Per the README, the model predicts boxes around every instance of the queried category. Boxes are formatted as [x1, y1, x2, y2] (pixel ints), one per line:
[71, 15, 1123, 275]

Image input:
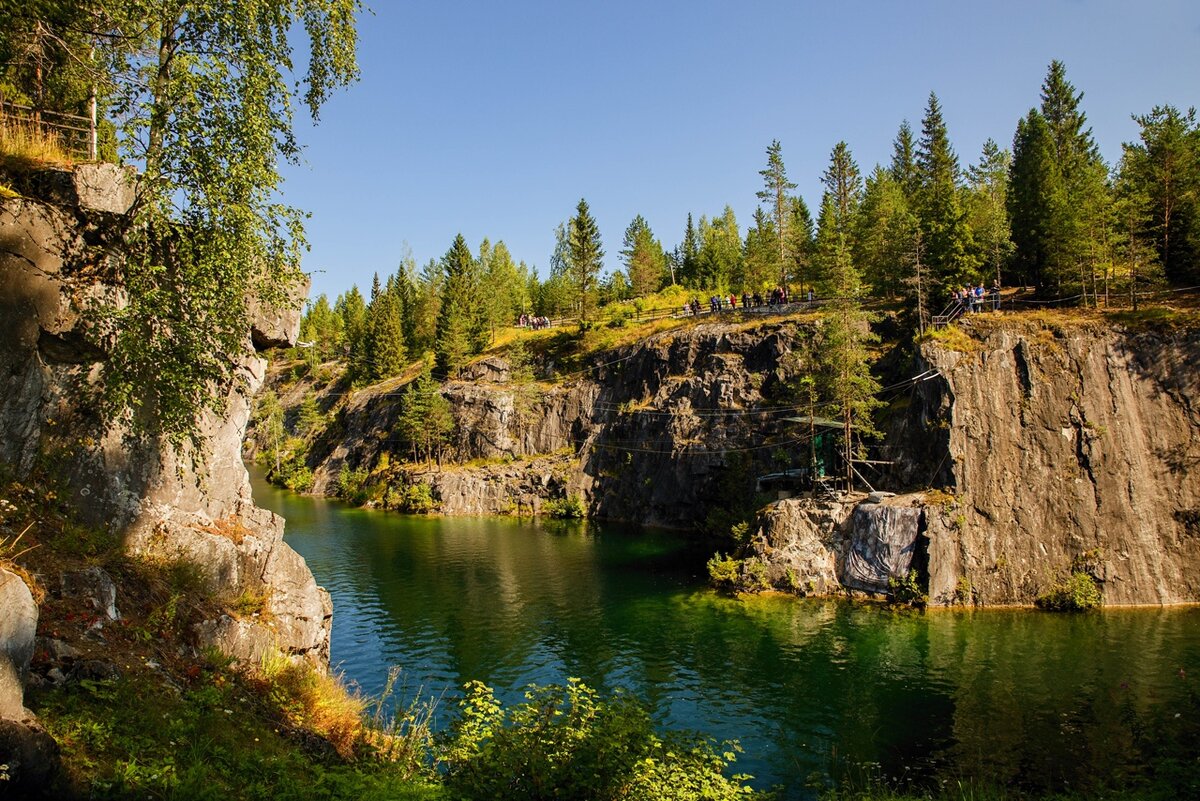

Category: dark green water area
[252, 473, 1200, 799]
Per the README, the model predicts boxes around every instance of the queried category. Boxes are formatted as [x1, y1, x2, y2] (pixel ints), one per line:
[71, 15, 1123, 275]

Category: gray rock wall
[911, 319, 1200, 605]
[0, 165, 328, 663]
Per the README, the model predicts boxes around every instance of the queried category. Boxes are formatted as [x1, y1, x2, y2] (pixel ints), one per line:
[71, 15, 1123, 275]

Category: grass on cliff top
[0, 111, 76, 171]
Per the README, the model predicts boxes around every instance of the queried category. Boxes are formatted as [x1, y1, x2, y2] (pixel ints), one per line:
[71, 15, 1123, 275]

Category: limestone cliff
[0, 164, 330, 664]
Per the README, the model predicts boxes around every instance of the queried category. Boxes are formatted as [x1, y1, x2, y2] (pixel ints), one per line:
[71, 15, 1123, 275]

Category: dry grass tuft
[254, 649, 370, 759]
[0, 111, 75, 168]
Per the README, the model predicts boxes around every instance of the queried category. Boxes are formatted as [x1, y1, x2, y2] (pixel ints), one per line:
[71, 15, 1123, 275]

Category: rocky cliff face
[902, 316, 1200, 605]
[0, 164, 329, 664]
[741, 314, 1200, 606]
[291, 321, 811, 528]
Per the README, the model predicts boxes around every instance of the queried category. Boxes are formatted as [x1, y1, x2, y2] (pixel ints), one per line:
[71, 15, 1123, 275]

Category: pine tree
[915, 92, 975, 289]
[435, 234, 477, 377]
[568, 199, 605, 321]
[757, 139, 798, 288]
[965, 139, 1014, 287]
[1120, 105, 1200, 286]
[367, 290, 406, 381]
[813, 147, 879, 488]
[621, 215, 666, 296]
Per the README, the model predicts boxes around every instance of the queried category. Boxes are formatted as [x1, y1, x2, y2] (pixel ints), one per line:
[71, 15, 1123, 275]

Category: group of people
[685, 286, 802, 316]
[518, 313, 552, 330]
[953, 281, 1002, 313]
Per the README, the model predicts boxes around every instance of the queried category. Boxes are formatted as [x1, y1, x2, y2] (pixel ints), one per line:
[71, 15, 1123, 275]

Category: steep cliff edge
[262, 307, 1200, 607]
[261, 319, 813, 529]
[901, 315, 1200, 605]
[0, 164, 330, 665]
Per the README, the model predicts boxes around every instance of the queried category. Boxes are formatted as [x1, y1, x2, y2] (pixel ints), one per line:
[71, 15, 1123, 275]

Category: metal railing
[0, 100, 97, 161]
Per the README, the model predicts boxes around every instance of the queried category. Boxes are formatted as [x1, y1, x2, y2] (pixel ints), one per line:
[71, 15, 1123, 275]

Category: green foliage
[621, 214, 668, 296]
[436, 234, 484, 377]
[437, 678, 761, 801]
[888, 569, 927, 607]
[337, 464, 372, 505]
[56, 0, 362, 450]
[1036, 570, 1103, 611]
[706, 553, 742, 590]
[568, 199, 606, 322]
[544, 495, 586, 519]
[396, 364, 456, 466]
[387, 482, 438, 515]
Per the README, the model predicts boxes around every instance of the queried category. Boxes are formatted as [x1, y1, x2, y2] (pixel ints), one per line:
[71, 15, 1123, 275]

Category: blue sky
[281, 0, 1200, 301]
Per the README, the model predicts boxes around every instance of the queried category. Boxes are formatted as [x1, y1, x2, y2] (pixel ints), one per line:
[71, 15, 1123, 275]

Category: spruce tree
[568, 199, 605, 322]
[814, 142, 861, 295]
[916, 92, 975, 289]
[435, 234, 477, 377]
[757, 139, 798, 287]
[890, 120, 920, 201]
[1009, 61, 1111, 297]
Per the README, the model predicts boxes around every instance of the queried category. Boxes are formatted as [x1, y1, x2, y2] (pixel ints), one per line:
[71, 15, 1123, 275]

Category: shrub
[437, 679, 762, 801]
[888, 569, 927, 607]
[706, 553, 741, 590]
[1036, 571, 1102, 611]
[336, 464, 371, 505]
[544, 495, 586, 519]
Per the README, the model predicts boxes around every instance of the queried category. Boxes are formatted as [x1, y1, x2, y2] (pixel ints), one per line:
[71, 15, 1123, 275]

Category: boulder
[0, 716, 61, 794]
[0, 569, 37, 719]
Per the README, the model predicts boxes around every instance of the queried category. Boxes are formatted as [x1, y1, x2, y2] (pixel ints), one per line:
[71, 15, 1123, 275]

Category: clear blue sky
[281, 0, 1200, 302]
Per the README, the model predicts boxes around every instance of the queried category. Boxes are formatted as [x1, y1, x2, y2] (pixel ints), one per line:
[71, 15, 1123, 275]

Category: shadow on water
[251, 468, 1200, 799]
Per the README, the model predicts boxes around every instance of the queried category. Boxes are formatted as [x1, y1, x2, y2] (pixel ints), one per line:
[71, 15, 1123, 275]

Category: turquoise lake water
[251, 472, 1200, 798]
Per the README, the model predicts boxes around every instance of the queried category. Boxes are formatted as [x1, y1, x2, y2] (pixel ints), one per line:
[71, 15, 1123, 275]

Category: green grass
[33, 667, 445, 801]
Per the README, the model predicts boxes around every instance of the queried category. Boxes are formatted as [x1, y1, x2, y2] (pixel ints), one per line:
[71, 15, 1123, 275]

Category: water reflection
[252, 471, 1200, 799]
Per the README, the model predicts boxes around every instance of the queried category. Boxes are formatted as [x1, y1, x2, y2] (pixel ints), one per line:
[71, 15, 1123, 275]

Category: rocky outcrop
[0, 569, 61, 792]
[899, 317, 1200, 605]
[742, 315, 1200, 606]
[0, 164, 329, 662]
[296, 321, 812, 528]
[0, 569, 37, 719]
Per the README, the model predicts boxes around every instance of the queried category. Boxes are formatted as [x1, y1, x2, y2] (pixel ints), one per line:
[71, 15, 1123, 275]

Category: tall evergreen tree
[787, 196, 816, 294]
[621, 215, 666, 296]
[675, 213, 701, 286]
[696, 206, 742, 290]
[757, 139, 798, 287]
[915, 92, 974, 289]
[855, 166, 916, 299]
[435, 234, 478, 377]
[742, 207, 778, 291]
[890, 120, 920, 201]
[1009, 61, 1112, 296]
[814, 142, 862, 295]
[965, 139, 1014, 286]
[1120, 105, 1200, 285]
[568, 199, 605, 321]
